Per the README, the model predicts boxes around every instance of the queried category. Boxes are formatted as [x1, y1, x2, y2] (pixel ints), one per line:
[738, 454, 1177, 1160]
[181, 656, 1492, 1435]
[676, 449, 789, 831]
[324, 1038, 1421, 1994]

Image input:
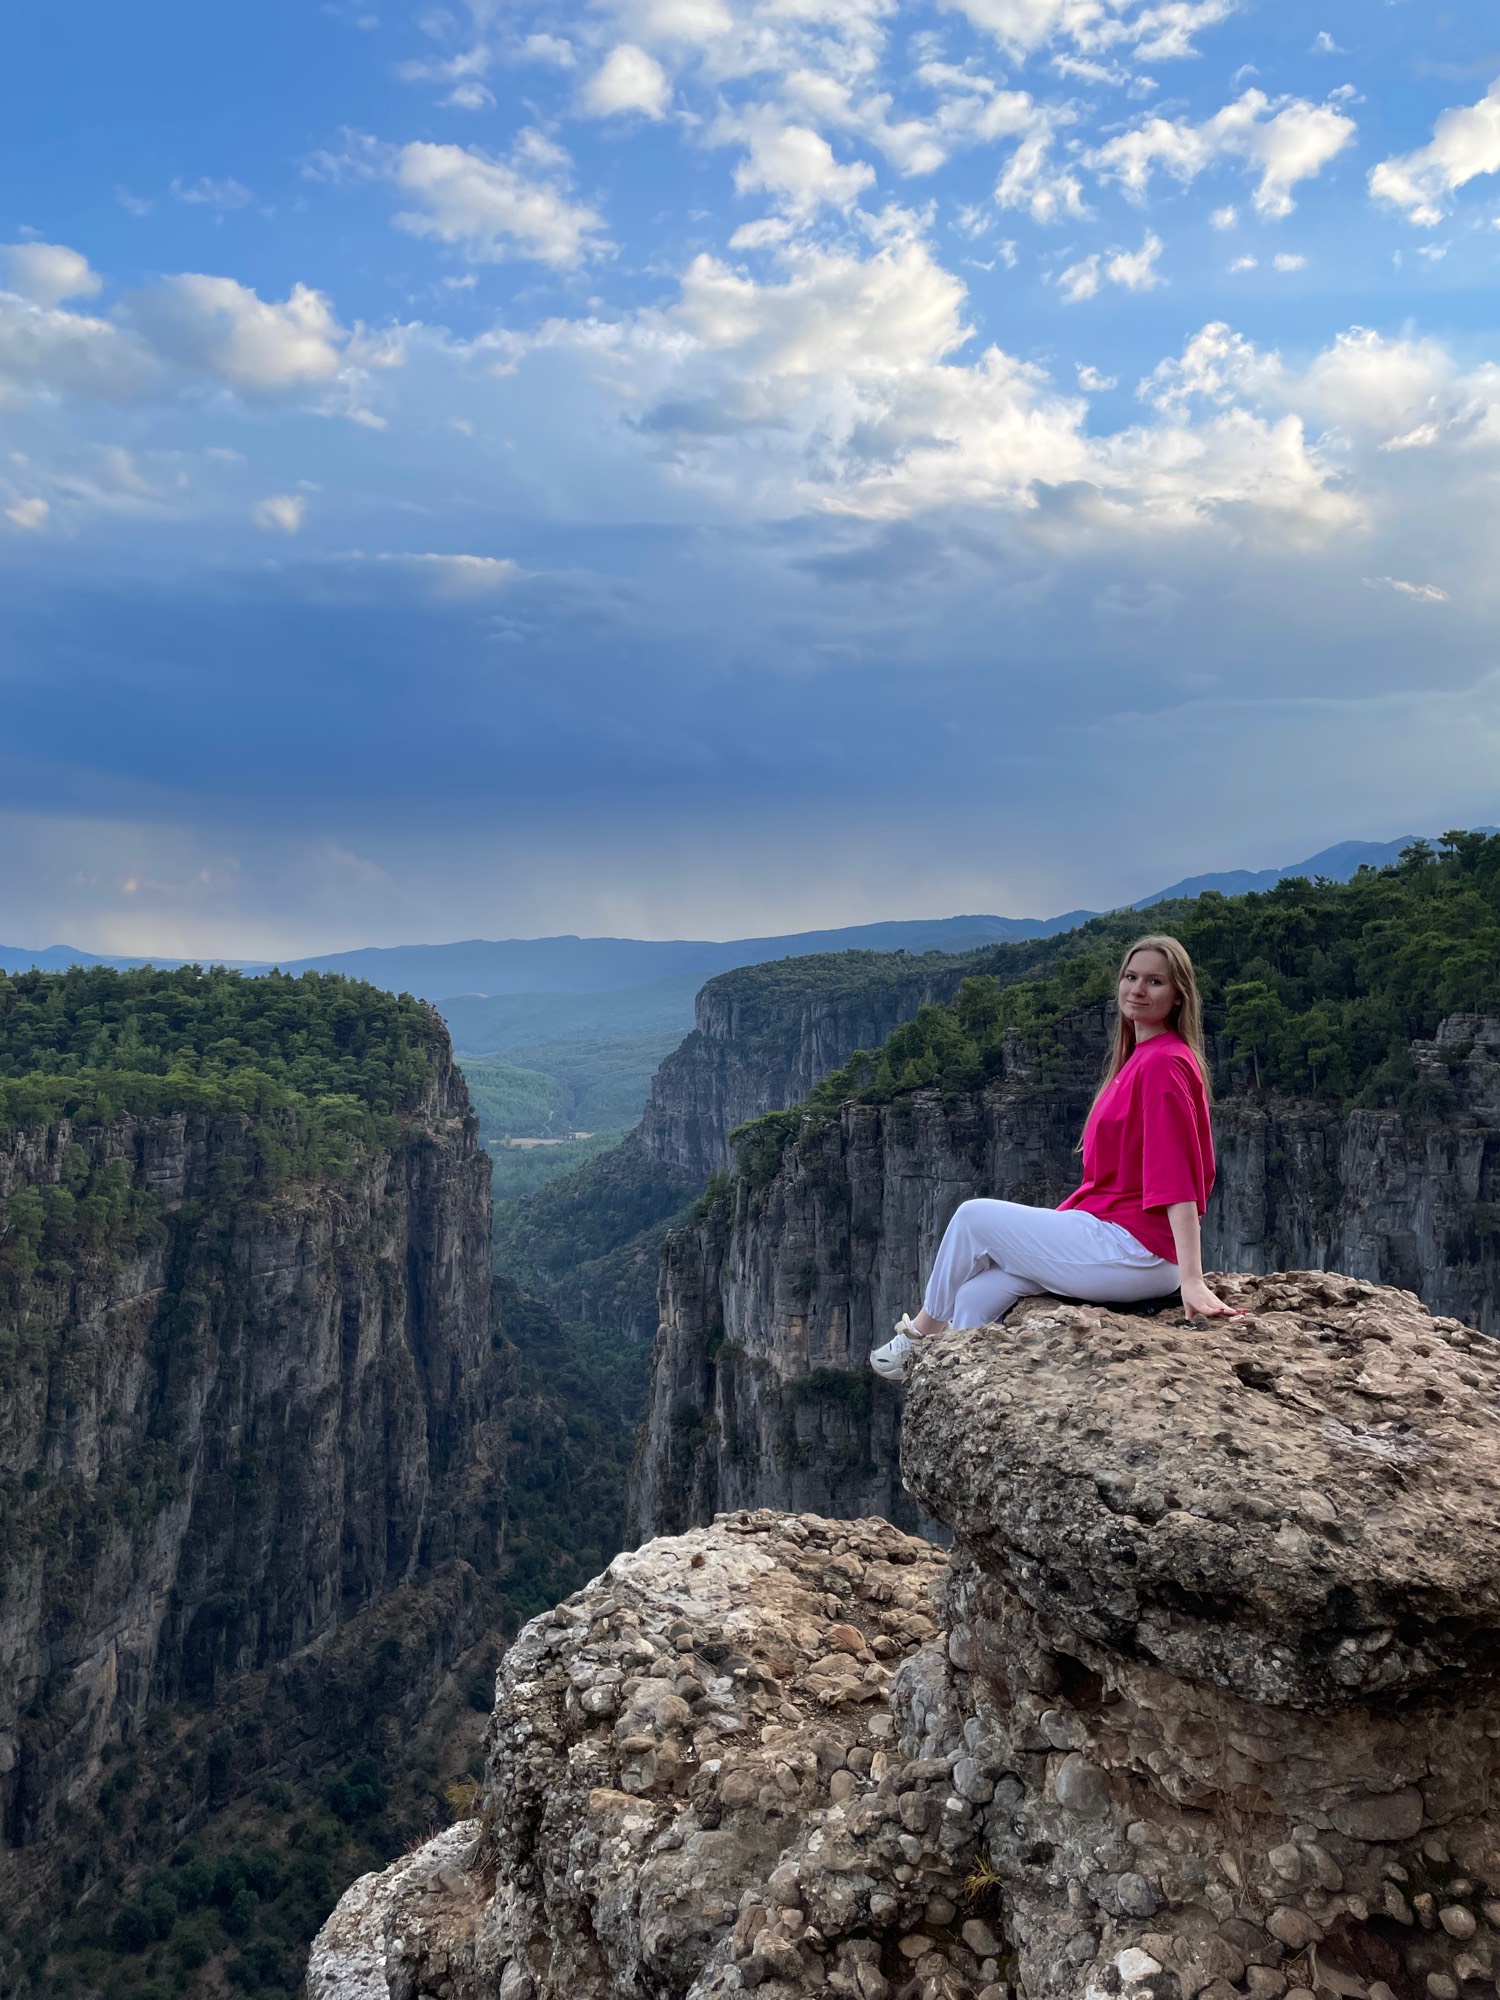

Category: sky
[2, 0, 1499, 955]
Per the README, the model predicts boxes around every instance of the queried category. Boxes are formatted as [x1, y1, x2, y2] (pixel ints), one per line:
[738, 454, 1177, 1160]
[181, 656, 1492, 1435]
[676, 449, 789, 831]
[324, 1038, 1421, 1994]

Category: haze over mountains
[0, 836, 1441, 1015]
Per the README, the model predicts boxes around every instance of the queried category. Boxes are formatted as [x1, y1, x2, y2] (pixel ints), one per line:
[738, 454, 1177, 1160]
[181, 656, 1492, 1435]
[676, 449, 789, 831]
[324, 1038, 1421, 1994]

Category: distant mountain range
[0, 835, 1472, 1028]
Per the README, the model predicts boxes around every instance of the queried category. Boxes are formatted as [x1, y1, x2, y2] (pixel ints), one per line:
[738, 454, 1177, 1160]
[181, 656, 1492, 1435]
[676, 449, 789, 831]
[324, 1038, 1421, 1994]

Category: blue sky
[2, 0, 1499, 954]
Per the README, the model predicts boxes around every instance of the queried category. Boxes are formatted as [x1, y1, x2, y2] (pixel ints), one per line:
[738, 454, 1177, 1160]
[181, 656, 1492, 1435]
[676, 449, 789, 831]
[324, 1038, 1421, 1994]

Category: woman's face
[1118, 948, 1178, 1032]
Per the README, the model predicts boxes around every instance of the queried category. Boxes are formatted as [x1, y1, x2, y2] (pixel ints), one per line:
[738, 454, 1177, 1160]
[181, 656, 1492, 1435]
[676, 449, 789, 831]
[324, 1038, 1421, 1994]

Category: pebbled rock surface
[315, 1275, 1500, 2000]
[901, 1270, 1500, 1711]
[896, 1271, 1500, 2000]
[308, 1509, 1023, 2000]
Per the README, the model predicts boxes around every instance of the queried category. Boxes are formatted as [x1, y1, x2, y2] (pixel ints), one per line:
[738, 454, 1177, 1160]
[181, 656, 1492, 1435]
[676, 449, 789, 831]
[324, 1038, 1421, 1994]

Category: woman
[870, 933, 1237, 1381]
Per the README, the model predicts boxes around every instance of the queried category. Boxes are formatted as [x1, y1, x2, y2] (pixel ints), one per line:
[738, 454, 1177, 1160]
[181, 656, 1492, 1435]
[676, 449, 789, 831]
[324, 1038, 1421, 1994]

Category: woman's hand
[1180, 1275, 1241, 1318]
[1165, 1205, 1244, 1318]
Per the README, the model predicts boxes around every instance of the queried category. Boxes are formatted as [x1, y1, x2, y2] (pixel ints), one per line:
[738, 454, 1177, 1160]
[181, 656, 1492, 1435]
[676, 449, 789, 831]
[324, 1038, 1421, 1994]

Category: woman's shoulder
[1141, 1032, 1206, 1084]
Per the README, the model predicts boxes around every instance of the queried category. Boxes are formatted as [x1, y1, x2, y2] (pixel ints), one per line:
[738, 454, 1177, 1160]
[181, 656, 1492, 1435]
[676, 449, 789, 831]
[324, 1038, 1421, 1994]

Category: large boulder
[902, 1270, 1500, 1710]
[899, 1271, 1500, 2000]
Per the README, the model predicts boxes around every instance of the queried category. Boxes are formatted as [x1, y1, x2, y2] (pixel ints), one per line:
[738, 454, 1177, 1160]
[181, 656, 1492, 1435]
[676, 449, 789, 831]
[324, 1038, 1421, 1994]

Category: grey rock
[1055, 1754, 1111, 1816]
[1329, 1790, 1425, 1842]
[1116, 1874, 1158, 1919]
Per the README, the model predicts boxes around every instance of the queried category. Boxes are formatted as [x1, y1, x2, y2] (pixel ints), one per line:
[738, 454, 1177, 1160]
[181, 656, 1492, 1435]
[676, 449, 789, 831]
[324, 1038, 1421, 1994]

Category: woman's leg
[922, 1199, 1174, 1327]
[950, 1264, 1029, 1330]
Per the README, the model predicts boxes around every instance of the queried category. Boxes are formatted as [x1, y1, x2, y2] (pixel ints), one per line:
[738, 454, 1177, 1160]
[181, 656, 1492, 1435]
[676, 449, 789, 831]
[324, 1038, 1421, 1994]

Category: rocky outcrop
[637, 954, 999, 1184]
[897, 1269, 1500, 2000]
[632, 1013, 1500, 1537]
[307, 1509, 956, 2000]
[0, 1041, 500, 1864]
[310, 1271, 1500, 2000]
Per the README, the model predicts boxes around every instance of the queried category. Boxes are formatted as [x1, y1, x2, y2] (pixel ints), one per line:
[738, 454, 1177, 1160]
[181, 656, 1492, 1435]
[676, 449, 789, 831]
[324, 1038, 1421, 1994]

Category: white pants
[923, 1198, 1178, 1330]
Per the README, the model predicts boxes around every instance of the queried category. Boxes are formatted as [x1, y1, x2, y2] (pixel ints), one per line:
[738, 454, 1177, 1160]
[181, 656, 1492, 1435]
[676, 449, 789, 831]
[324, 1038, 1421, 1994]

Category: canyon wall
[637, 952, 998, 1184]
[631, 1012, 1500, 1536]
[0, 1039, 502, 1867]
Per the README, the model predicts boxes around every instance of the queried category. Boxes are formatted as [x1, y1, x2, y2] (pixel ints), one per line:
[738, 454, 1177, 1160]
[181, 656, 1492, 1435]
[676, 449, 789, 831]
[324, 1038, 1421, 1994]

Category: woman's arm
[1166, 1202, 1241, 1318]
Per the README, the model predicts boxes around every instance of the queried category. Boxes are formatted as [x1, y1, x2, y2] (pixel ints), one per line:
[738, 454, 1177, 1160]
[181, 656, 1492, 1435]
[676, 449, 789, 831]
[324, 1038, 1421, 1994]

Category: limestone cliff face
[632, 1012, 1500, 1536]
[0, 1041, 501, 1856]
[308, 1272, 1500, 2000]
[637, 956, 980, 1183]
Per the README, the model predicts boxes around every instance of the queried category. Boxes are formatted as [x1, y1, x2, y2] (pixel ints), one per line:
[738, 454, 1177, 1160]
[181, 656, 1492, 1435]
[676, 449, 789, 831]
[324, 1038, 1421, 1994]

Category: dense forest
[0, 965, 438, 1160]
[734, 833, 1500, 1181]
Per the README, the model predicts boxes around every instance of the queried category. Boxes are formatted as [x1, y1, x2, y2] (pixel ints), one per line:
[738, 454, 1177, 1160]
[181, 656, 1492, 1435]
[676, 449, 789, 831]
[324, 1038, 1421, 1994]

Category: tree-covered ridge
[0, 965, 439, 1137]
[734, 833, 1500, 1178]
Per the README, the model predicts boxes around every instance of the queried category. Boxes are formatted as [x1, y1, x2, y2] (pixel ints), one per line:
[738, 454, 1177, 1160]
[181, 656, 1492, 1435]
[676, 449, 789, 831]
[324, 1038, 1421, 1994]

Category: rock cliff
[631, 1013, 1500, 1538]
[309, 1270, 1500, 2000]
[637, 953, 1006, 1185]
[0, 1042, 499, 1880]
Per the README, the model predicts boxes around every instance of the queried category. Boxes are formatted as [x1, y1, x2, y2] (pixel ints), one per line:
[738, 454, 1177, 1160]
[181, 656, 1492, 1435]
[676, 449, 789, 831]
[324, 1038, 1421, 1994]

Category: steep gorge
[0, 1036, 503, 1940]
[631, 1009, 1500, 1537]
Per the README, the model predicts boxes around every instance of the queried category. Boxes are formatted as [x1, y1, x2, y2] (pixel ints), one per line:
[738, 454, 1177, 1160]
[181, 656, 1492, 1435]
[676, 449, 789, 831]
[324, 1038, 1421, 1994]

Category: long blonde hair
[1087, 933, 1211, 1127]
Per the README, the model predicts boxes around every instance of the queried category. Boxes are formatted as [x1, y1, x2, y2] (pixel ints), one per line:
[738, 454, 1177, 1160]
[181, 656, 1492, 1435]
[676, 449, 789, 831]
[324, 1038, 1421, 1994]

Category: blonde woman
[871, 934, 1238, 1380]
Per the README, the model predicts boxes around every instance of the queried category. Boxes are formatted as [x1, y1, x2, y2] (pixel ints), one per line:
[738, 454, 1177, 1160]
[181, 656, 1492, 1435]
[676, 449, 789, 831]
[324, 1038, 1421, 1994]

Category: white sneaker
[870, 1314, 924, 1381]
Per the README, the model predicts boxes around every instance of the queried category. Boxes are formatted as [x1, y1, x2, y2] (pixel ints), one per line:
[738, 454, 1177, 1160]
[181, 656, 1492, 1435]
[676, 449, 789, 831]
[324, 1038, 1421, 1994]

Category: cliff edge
[309, 1269, 1500, 2000]
[632, 1012, 1500, 1541]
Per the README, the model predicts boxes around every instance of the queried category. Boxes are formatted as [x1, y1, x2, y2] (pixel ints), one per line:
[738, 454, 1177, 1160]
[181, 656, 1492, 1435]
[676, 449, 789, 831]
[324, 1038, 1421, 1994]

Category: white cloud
[1106, 230, 1163, 289]
[447, 83, 496, 110]
[1091, 87, 1356, 218]
[582, 44, 672, 117]
[1078, 363, 1117, 390]
[994, 116, 1088, 221]
[1296, 327, 1455, 433]
[522, 229, 1358, 539]
[1060, 231, 1162, 299]
[1370, 78, 1500, 225]
[1139, 320, 1277, 412]
[4, 497, 49, 530]
[1, 242, 103, 307]
[171, 176, 255, 210]
[1229, 253, 1256, 270]
[1210, 204, 1237, 228]
[0, 291, 157, 405]
[939, 0, 1232, 61]
[730, 215, 797, 249]
[392, 137, 608, 265]
[253, 494, 306, 534]
[1273, 251, 1306, 271]
[125, 276, 347, 392]
[522, 34, 577, 67]
[1058, 252, 1100, 300]
[726, 111, 876, 216]
[1366, 575, 1447, 603]
[379, 552, 519, 595]
[1310, 30, 1344, 54]
[1140, 322, 1500, 470]
[1380, 423, 1440, 453]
